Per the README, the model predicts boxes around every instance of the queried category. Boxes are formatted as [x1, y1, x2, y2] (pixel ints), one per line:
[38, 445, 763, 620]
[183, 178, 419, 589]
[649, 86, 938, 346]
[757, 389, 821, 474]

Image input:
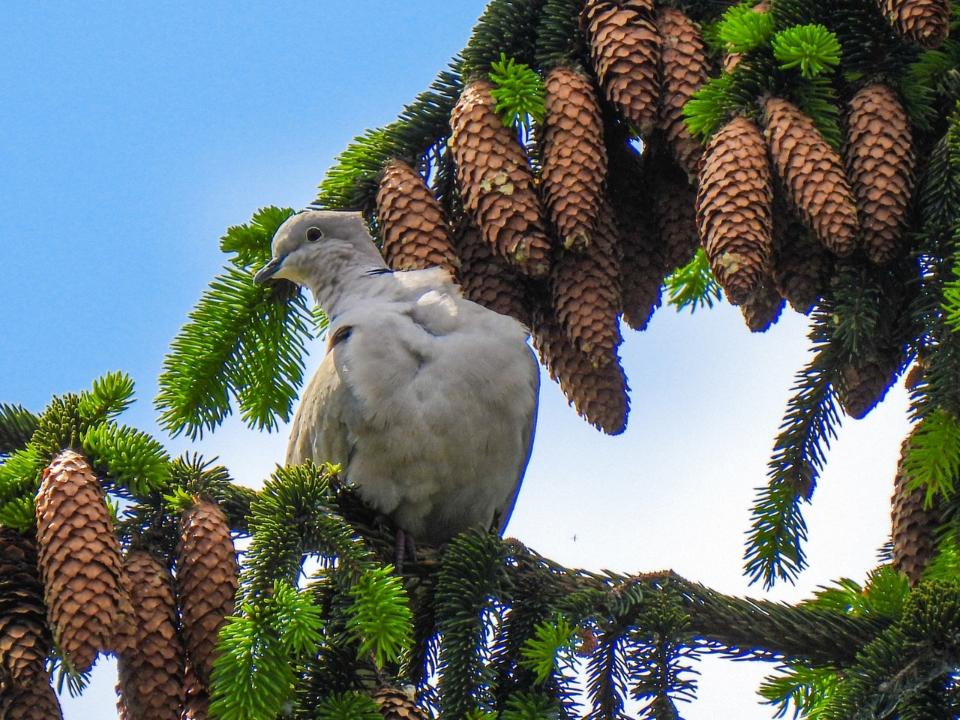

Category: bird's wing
[496, 344, 541, 534]
[285, 345, 357, 470]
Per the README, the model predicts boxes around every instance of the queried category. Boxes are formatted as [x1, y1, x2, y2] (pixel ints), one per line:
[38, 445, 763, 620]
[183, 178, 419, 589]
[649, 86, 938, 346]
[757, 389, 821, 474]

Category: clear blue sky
[1, 3, 911, 718]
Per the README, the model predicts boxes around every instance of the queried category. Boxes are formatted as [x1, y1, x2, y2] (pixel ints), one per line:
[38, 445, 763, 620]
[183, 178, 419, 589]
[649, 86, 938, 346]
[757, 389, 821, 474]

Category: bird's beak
[254, 255, 285, 285]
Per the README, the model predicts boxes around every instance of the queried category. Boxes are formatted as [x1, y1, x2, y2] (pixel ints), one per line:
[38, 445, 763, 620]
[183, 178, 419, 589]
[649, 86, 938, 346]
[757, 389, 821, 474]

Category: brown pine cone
[892, 434, 939, 585]
[532, 304, 629, 435]
[448, 79, 552, 276]
[541, 66, 607, 251]
[771, 195, 830, 314]
[117, 551, 184, 720]
[375, 159, 459, 274]
[763, 97, 859, 258]
[552, 206, 623, 363]
[582, 0, 661, 134]
[696, 116, 773, 305]
[454, 219, 532, 326]
[181, 663, 209, 720]
[836, 352, 900, 419]
[0, 675, 62, 720]
[176, 499, 238, 689]
[0, 529, 50, 685]
[656, 7, 708, 178]
[35, 450, 124, 673]
[739, 278, 785, 332]
[880, 0, 949, 47]
[845, 84, 915, 265]
[372, 686, 428, 720]
[620, 207, 667, 331]
[654, 174, 699, 272]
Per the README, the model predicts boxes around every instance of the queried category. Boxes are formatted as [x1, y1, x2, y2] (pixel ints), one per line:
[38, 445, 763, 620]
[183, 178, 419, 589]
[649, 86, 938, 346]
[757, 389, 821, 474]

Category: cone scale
[0, 529, 50, 686]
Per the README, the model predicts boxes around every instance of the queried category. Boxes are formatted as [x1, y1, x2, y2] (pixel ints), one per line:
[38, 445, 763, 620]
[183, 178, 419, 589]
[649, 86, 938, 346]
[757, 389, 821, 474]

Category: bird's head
[253, 210, 381, 287]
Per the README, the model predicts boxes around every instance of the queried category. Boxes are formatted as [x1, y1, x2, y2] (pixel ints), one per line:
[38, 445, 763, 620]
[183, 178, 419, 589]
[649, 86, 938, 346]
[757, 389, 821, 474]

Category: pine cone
[176, 499, 238, 689]
[880, 0, 949, 46]
[0, 530, 50, 685]
[696, 116, 773, 305]
[454, 220, 531, 326]
[656, 7, 707, 177]
[551, 208, 623, 363]
[35, 450, 124, 673]
[892, 434, 939, 585]
[654, 174, 699, 272]
[449, 79, 552, 276]
[117, 551, 184, 720]
[0, 676, 62, 720]
[375, 159, 459, 274]
[740, 279, 785, 332]
[836, 353, 900, 419]
[372, 687, 428, 720]
[620, 208, 667, 331]
[541, 66, 607, 251]
[582, 0, 661, 134]
[845, 84, 915, 265]
[771, 195, 830, 314]
[763, 97, 859, 258]
[181, 664, 209, 720]
[532, 304, 629, 435]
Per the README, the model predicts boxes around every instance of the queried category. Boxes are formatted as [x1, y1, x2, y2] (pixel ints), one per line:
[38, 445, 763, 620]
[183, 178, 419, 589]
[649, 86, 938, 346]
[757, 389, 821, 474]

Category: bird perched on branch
[254, 210, 539, 555]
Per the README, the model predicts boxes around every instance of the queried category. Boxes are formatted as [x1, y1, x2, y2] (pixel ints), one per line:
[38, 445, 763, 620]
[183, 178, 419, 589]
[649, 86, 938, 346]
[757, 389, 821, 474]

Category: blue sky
[1, 3, 912, 718]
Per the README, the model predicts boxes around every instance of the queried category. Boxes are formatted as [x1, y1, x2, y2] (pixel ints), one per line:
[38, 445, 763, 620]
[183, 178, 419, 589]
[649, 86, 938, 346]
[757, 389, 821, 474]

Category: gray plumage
[254, 210, 539, 544]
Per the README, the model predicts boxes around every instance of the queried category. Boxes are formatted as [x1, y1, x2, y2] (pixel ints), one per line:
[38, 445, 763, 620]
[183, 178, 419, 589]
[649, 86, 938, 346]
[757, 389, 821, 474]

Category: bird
[253, 209, 539, 555]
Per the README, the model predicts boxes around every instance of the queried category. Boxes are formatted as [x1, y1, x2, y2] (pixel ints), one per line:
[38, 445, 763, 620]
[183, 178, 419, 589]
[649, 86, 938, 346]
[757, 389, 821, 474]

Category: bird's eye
[306, 227, 323, 242]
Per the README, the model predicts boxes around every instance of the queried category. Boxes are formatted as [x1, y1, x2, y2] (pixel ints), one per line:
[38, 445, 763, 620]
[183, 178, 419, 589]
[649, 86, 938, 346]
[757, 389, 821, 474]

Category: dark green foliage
[77, 370, 135, 424]
[81, 422, 171, 495]
[346, 566, 413, 669]
[716, 3, 775, 53]
[313, 692, 383, 720]
[209, 580, 325, 720]
[0, 403, 38, 458]
[771, 25, 842, 78]
[155, 206, 316, 439]
[436, 532, 508, 719]
[665, 249, 723, 314]
[535, 0, 585, 69]
[461, 0, 544, 77]
[489, 53, 546, 130]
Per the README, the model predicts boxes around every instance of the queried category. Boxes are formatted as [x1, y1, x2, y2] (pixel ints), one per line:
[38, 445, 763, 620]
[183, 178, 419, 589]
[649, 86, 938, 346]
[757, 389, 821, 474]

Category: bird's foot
[394, 528, 417, 574]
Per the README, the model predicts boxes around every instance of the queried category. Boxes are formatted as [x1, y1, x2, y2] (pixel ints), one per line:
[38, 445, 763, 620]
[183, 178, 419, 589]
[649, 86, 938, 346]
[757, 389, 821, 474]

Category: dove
[254, 210, 539, 551]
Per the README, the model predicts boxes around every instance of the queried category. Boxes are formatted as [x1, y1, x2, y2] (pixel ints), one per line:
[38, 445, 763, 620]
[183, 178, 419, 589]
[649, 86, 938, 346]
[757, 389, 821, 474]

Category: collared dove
[254, 210, 539, 547]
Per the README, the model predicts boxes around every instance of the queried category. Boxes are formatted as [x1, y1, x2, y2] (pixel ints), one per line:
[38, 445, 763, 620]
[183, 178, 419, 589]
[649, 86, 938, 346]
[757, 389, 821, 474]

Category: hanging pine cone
[892, 435, 939, 585]
[0, 676, 62, 720]
[582, 0, 661, 134]
[656, 7, 707, 178]
[551, 207, 623, 364]
[182, 664, 209, 720]
[176, 498, 238, 689]
[35, 450, 125, 673]
[375, 159, 459, 274]
[763, 97, 860, 258]
[880, 0, 949, 47]
[117, 550, 184, 720]
[836, 352, 900, 419]
[0, 529, 50, 686]
[541, 66, 607, 251]
[696, 116, 773, 305]
[654, 173, 699, 272]
[372, 687, 428, 720]
[620, 208, 667, 331]
[448, 79, 552, 277]
[771, 195, 831, 314]
[532, 304, 629, 435]
[845, 84, 915, 265]
[739, 279, 785, 332]
[454, 220, 532, 326]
